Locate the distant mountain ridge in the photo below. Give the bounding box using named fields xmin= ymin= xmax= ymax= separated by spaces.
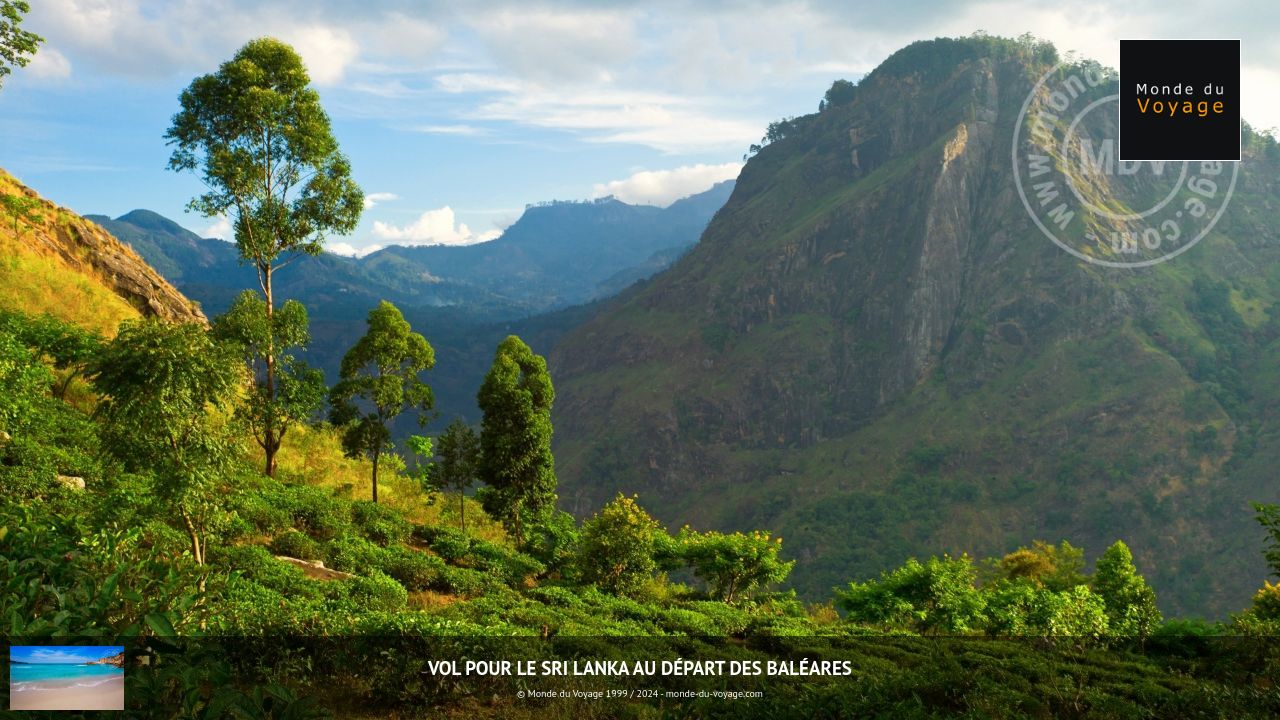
xmin=96 ymin=180 xmax=734 ymax=319
xmin=94 ymin=181 xmax=734 ymax=431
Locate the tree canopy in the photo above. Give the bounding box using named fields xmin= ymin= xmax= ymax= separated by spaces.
xmin=329 ymin=301 xmax=434 ymax=503
xmin=477 ymin=335 xmax=557 ymax=544
xmin=0 ymin=1 xmax=41 ymax=90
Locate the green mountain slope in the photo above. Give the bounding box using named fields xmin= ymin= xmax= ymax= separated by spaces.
xmin=549 ymin=37 xmax=1280 ymax=618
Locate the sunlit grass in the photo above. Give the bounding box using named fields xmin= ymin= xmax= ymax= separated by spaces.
xmin=0 ymin=171 xmax=138 ymax=337
xmin=267 ymin=422 xmax=509 ymax=545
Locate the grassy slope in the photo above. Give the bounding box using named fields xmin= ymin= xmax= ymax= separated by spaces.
xmin=0 ymin=169 xmax=140 ymax=335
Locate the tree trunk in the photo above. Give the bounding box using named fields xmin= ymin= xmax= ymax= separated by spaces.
xmin=263 ymin=264 xmax=278 ymax=478
xmin=371 ymin=448 xmax=380 ymax=504
xmin=182 ymin=512 xmax=203 ymax=565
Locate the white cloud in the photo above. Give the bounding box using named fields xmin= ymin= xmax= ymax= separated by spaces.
xmin=281 ymin=26 xmax=358 ymax=86
xmin=371 ymin=206 xmax=502 ymax=246
xmin=439 ymin=74 xmax=763 ymax=153
xmin=201 ymin=216 xmax=231 ymax=240
xmin=26 ymin=47 xmax=72 ymax=80
xmin=414 ymin=124 xmax=486 ymax=136
xmin=593 ymin=162 xmax=742 ymax=206
xmin=362 ymin=192 xmax=399 ymax=210
xmin=26 ymin=648 xmax=91 ymax=664
xmin=467 ymin=8 xmax=638 ymax=84
xmin=328 ymin=242 xmax=383 ymax=258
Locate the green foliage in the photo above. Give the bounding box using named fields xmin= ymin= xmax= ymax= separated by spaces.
xmin=269 ymin=529 xmax=323 ymax=561
xmin=0 ymin=192 xmax=41 ymax=237
xmin=477 ymin=335 xmax=556 ymax=543
xmin=675 ymin=527 xmax=794 ymax=603
xmin=280 ymin=484 xmax=352 ymax=540
xmin=329 ymin=301 xmax=435 ymax=503
xmin=424 ymin=418 xmax=480 ymax=532
xmin=382 ymin=547 xmax=446 ymax=591
xmin=165 ymin=37 xmax=363 ymax=267
xmin=1251 ymin=581 xmax=1280 ymax=620
xmin=212 ymin=290 xmax=327 ymax=474
xmin=0 ymin=501 xmax=210 ymax=636
xmin=346 ymin=569 xmax=408 ymax=612
xmin=576 ymin=494 xmax=662 ymax=596
xmin=351 ymin=499 xmax=413 ymax=546
xmin=213 ymin=543 xmax=315 ymax=598
xmin=838 ymin=555 xmax=986 ymax=634
xmin=995 ymin=540 xmax=1087 ymax=591
xmin=1093 ymin=541 xmax=1162 ymax=638
xmin=0 ymin=327 xmax=50 ymax=435
xmin=1255 ymin=502 xmax=1280 ymax=578
xmin=92 ymin=319 xmax=241 ymax=565
xmin=523 ymin=509 xmax=580 ymax=575
xmin=324 ymin=534 xmax=387 ymax=574
xmin=0 ymin=310 xmax=103 ymax=400
xmin=819 ymin=79 xmax=857 ymax=111
xmin=0 ymin=1 xmax=42 ymax=89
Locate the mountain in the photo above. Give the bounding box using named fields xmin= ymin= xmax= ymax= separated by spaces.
xmin=0 ymin=170 xmax=205 ymax=334
xmin=86 ymin=211 xmax=515 ymax=320
xmin=98 ymin=182 xmax=733 ymax=431
xmin=361 ymin=180 xmax=735 ymax=312
xmin=548 ymin=36 xmax=1280 ymax=618
xmin=101 ymin=180 xmax=734 ymax=320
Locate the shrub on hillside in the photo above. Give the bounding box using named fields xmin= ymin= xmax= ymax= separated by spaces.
xmin=278 ymin=485 xmax=351 ymax=540
xmin=414 ymin=524 xmax=471 ymax=561
xmin=324 ymin=534 xmax=388 ymax=574
xmin=382 ymin=548 xmax=447 ymax=591
xmin=346 ymin=570 xmax=408 ymax=612
xmin=269 ymin=530 xmax=324 ymax=562
xmin=352 ymin=500 xmax=412 ymax=546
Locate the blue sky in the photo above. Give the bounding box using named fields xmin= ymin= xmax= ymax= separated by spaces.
xmin=1 ymin=1 xmax=1277 ymax=256
xmin=10 ymin=646 xmax=123 ymax=664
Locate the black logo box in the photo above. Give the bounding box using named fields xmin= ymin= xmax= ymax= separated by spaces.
xmin=1119 ymin=39 xmax=1241 ymax=161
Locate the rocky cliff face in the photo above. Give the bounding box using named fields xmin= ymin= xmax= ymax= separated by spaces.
xmin=550 ymin=37 xmax=1280 ymax=617
xmin=1 ymin=171 xmax=206 ymax=326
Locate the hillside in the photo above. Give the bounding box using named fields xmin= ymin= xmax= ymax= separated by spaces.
xmin=0 ymin=171 xmax=205 ymax=334
xmin=549 ymin=36 xmax=1280 ymax=618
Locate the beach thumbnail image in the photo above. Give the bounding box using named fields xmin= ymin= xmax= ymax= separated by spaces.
xmin=9 ymin=645 xmax=125 ymax=711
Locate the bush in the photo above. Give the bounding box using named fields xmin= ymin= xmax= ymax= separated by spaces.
xmin=414 ymin=524 xmax=471 ymax=561
xmin=469 ymin=539 xmax=546 ymax=585
xmin=436 ymin=565 xmax=499 ymax=597
xmin=676 ymin=528 xmax=794 ymax=603
xmin=524 ymin=510 xmax=580 ymax=573
xmin=346 ymin=570 xmax=408 ymax=612
xmin=325 ymin=534 xmax=388 ymax=574
xmin=233 ymin=491 xmax=292 ymax=534
xmin=269 ymin=530 xmax=324 ymax=562
xmin=576 ymin=495 xmax=663 ymax=596
xmin=352 ymin=501 xmax=412 ymax=546
xmin=214 ymin=544 xmax=313 ymax=597
xmin=383 ymin=548 xmax=447 ymax=591
xmin=278 ymin=485 xmax=351 ymax=540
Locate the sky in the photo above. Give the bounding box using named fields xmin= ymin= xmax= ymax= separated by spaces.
xmin=10 ymin=646 xmax=123 ymax=664
xmin=1 ymin=1 xmax=1277 ymax=256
